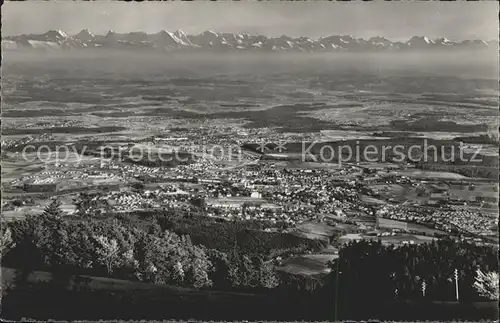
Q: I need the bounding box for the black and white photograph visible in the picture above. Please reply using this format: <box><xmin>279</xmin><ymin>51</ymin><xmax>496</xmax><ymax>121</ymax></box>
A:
<box><xmin>1</xmin><ymin>1</ymin><xmax>499</xmax><ymax>321</ymax></box>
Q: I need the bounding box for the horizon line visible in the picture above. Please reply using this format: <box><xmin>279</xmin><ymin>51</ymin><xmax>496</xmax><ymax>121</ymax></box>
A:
<box><xmin>4</xmin><ymin>29</ymin><xmax>498</xmax><ymax>43</ymax></box>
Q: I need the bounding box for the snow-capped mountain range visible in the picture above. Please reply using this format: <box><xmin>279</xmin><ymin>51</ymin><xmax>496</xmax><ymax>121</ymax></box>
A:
<box><xmin>2</xmin><ymin>29</ymin><xmax>497</xmax><ymax>53</ymax></box>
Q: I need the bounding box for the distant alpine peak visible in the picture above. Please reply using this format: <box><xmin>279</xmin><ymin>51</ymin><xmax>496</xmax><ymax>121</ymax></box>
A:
<box><xmin>3</xmin><ymin>29</ymin><xmax>496</xmax><ymax>53</ymax></box>
<box><xmin>174</xmin><ymin>29</ymin><xmax>187</xmax><ymax>37</ymax></box>
<box><xmin>76</xmin><ymin>29</ymin><xmax>94</xmax><ymax>37</ymax></box>
<box><xmin>157</xmin><ymin>30</ymin><xmax>174</xmax><ymax>36</ymax></box>
<box><xmin>203</xmin><ymin>30</ymin><xmax>218</xmax><ymax>37</ymax></box>
<box><xmin>43</xmin><ymin>30</ymin><xmax>68</xmax><ymax>40</ymax></box>
<box><xmin>153</xmin><ymin>30</ymin><xmax>190</xmax><ymax>46</ymax></box>
<box><xmin>409</xmin><ymin>36</ymin><xmax>433</xmax><ymax>43</ymax></box>
<box><xmin>49</xmin><ymin>30</ymin><xmax>67</xmax><ymax>37</ymax></box>
<box><xmin>369</xmin><ymin>36</ymin><xmax>390</xmax><ymax>42</ymax></box>
<box><xmin>437</xmin><ymin>37</ymin><xmax>452</xmax><ymax>43</ymax></box>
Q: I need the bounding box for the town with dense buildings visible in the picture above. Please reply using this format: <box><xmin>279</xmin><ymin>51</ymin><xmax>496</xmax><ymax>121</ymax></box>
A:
<box><xmin>2</xmin><ymin>89</ymin><xmax>499</xmax><ymax>322</ymax></box>
<box><xmin>3</xmin><ymin>128</ymin><xmax>498</xmax><ymax>246</ymax></box>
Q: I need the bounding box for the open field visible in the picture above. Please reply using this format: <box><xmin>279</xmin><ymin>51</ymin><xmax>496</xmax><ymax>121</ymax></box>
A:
<box><xmin>369</xmin><ymin>183</ymin><xmax>406</xmax><ymax>196</ymax></box>
<box><xmin>276</xmin><ymin>254</ymin><xmax>337</xmax><ymax>276</ymax></box>
<box><xmin>338</xmin><ymin>232</ymin><xmax>438</xmax><ymax>245</ymax></box>
<box><xmin>377</xmin><ymin>217</ymin><xmax>445</xmax><ymax>235</ymax></box>
<box><xmin>448</xmin><ymin>183</ymin><xmax>499</xmax><ymax>200</ymax></box>
<box><xmin>206</xmin><ymin>196</ymin><xmax>267</xmax><ymax>205</ymax></box>
<box><xmin>359</xmin><ymin>194</ymin><xmax>387</xmax><ymax>205</ymax></box>
<box><xmin>1</xmin><ymin>267</ymin><xmax>292</xmax><ymax>321</ymax></box>
<box><xmin>293</xmin><ymin>221</ymin><xmax>339</xmax><ymax>241</ymax></box>
<box><xmin>2</xmin><ymin>267</ymin><xmax>251</xmax><ymax>295</ymax></box>
<box><xmin>390</xmin><ymin>169</ymin><xmax>469</xmax><ymax>180</ymax></box>
<box><xmin>1</xmin><ymin>159</ymin><xmax>46</xmax><ymax>183</ymax></box>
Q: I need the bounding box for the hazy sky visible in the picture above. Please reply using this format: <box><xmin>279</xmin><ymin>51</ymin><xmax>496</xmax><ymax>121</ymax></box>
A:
<box><xmin>3</xmin><ymin>1</ymin><xmax>498</xmax><ymax>41</ymax></box>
